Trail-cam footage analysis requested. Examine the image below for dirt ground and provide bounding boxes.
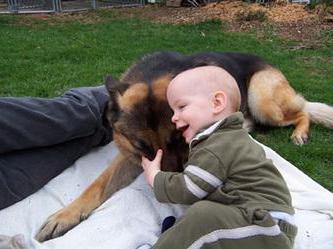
[114,1,333,47]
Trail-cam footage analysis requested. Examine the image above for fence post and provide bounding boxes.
[8,0,18,13]
[91,0,97,9]
[52,0,61,12]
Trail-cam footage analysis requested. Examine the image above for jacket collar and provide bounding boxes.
[189,112,244,148]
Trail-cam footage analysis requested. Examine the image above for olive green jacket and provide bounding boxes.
[154,112,294,214]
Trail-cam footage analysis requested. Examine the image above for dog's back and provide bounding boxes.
[122,51,268,113]
[121,51,189,84]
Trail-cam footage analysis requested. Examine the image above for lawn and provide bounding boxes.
[0,9,332,191]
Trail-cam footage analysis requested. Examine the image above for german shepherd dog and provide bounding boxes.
[36,51,333,242]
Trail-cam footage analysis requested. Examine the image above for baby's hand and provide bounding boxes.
[141,149,163,187]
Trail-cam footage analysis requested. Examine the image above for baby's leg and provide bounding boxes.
[152,201,296,249]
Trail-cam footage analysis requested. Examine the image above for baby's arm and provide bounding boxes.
[142,148,223,205]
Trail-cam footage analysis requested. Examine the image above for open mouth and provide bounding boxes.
[178,125,189,136]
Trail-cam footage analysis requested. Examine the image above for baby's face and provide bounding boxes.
[167,77,216,144]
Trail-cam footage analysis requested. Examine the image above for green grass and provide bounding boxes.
[1,10,332,191]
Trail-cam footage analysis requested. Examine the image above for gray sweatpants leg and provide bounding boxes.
[0,86,111,154]
[0,86,112,209]
[153,201,297,249]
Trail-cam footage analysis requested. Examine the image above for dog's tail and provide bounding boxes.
[304,102,333,128]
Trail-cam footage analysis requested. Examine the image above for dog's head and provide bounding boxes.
[105,75,188,172]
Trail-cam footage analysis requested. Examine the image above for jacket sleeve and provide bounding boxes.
[153,148,225,204]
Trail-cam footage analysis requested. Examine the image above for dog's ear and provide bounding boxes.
[104,75,130,126]
[105,75,130,97]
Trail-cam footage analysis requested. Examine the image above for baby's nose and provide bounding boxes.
[171,113,178,123]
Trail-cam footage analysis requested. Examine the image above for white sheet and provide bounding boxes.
[0,141,332,249]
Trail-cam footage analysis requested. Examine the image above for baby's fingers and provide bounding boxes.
[141,156,149,168]
[154,149,163,162]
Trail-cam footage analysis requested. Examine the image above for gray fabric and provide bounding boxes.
[0,86,112,209]
[0,86,111,154]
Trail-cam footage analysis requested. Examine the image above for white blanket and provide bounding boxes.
[0,141,333,249]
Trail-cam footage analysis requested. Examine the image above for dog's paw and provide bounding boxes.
[35,207,84,242]
[291,131,309,146]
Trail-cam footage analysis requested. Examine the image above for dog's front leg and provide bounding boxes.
[35,153,142,242]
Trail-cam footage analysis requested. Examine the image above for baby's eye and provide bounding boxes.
[179,104,186,110]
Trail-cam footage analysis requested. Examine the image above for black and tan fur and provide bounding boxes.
[36,51,333,242]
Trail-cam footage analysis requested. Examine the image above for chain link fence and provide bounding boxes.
[0,0,144,13]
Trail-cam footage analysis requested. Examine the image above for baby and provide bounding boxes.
[142,66,297,249]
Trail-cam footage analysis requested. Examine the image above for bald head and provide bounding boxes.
[167,66,241,112]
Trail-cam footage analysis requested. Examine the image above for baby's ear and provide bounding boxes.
[212,91,227,114]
